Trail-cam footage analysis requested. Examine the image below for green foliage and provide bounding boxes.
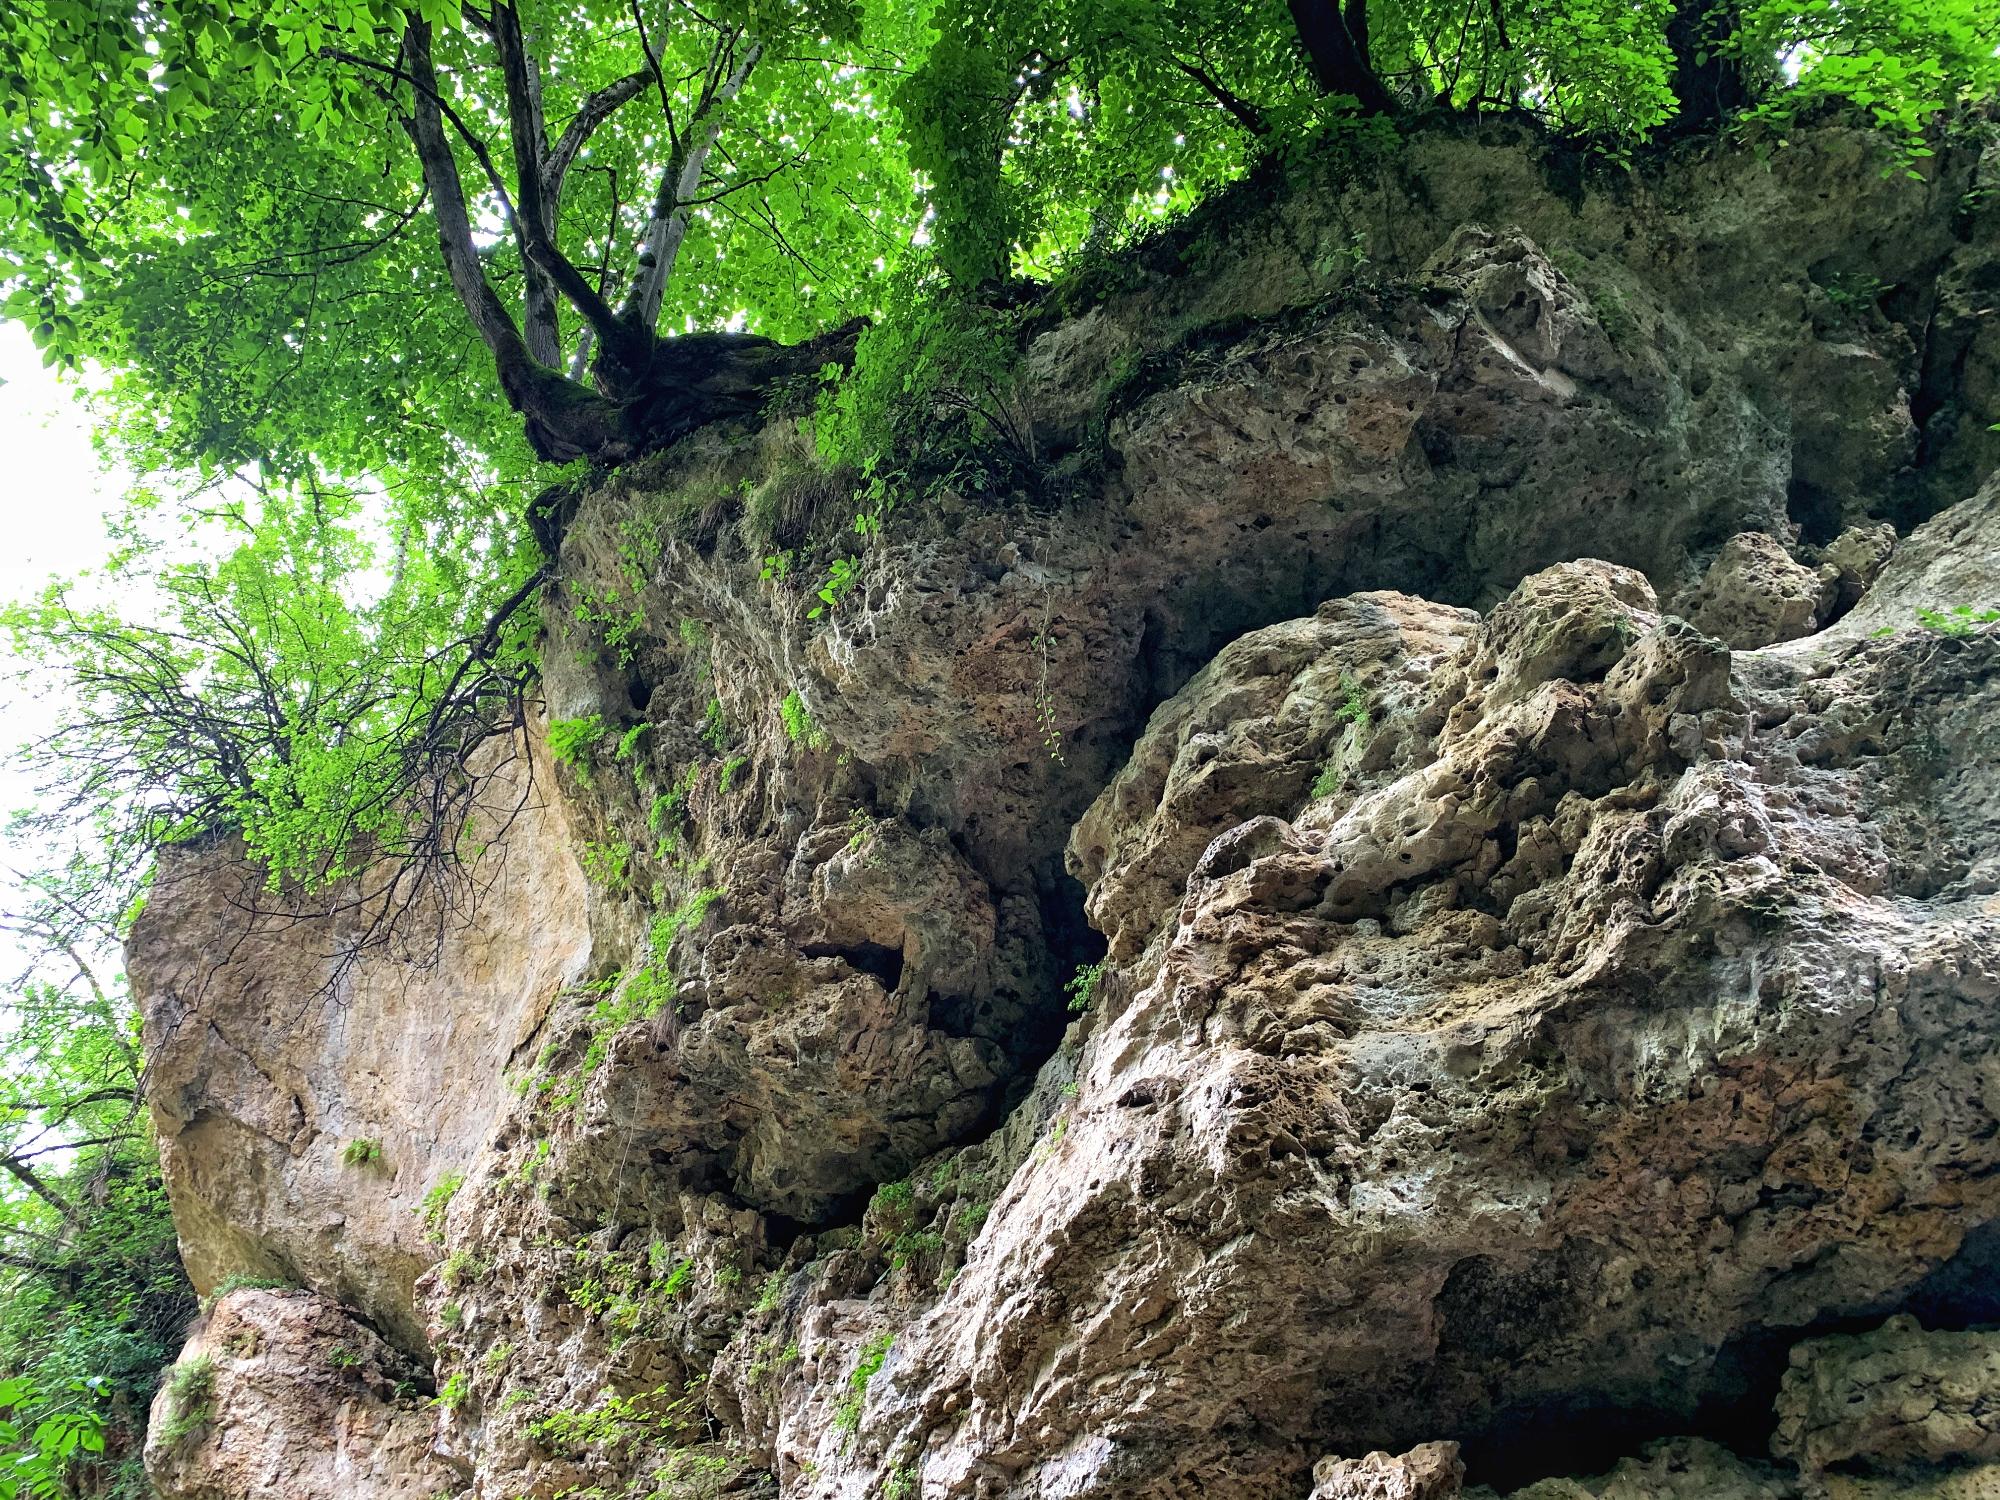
[1065,961,1107,1015]
[580,839,634,892]
[1309,676,1373,799]
[718,755,752,794]
[528,1380,701,1457]
[435,1370,470,1410]
[156,1355,217,1445]
[0,1376,109,1498]
[419,1172,465,1242]
[833,1333,892,1435]
[779,691,831,751]
[817,289,1031,485]
[549,715,611,773]
[440,1251,486,1289]
[341,1138,384,1167]
[701,700,731,752]
[0,951,196,1498]
[871,1181,914,1217]
[1733,0,2000,163]
[1916,604,2000,636]
[3,483,545,949]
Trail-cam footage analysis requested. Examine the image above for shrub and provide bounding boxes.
[420,1172,466,1243]
[549,714,609,772]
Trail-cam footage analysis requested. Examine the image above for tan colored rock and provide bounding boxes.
[145,1288,454,1500]
[134,123,2000,1500]
[1775,1316,2000,1481]
[130,736,591,1351]
[1683,532,1827,647]
[1817,522,1898,617]
[1824,473,2000,642]
[1479,1438,1798,1499]
[1314,1442,1465,1500]
[834,490,2000,1496]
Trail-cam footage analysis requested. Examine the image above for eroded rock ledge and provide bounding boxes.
[129,120,2000,1500]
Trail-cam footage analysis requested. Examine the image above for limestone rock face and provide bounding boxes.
[145,1289,453,1500]
[1682,531,1830,646]
[1775,1317,2000,1483]
[130,745,591,1352]
[836,492,2000,1497]
[131,121,2000,1500]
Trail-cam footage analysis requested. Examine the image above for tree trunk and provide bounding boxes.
[1287,0,1398,115]
[1665,0,1752,132]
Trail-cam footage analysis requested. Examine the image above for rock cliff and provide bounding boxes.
[129,119,2000,1499]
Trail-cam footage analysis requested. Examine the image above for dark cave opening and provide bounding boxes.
[1450,1221,2000,1492]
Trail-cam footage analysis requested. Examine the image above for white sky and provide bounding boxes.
[0,323,128,986]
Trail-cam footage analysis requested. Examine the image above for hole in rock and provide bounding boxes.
[800,941,905,991]
[1786,477,1843,547]
[1450,1219,2000,1492]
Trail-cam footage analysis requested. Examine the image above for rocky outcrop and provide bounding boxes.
[145,1288,454,1500]
[131,119,2000,1500]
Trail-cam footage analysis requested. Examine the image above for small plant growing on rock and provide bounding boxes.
[441,1250,486,1289]
[158,1355,217,1445]
[1917,604,2000,637]
[752,1271,786,1315]
[340,1137,383,1167]
[326,1342,361,1370]
[779,689,829,750]
[549,714,609,773]
[1065,961,1106,1015]
[701,698,730,750]
[1309,675,1373,800]
[420,1171,465,1243]
[435,1371,470,1410]
[833,1333,893,1437]
[580,839,633,891]
[718,754,751,793]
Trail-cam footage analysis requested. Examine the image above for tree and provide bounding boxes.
[899,0,1998,288]
[0,928,193,1499]
[4,0,926,478]
[2,480,548,952]
[0,0,1994,942]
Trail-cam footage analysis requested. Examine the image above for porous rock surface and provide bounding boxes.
[130,121,2000,1500]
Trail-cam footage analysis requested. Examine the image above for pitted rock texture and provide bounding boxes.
[146,1288,453,1500]
[820,492,2000,1497]
[131,120,2000,1500]
[1775,1316,2000,1484]
[1682,531,1831,647]
[1314,1443,1467,1500]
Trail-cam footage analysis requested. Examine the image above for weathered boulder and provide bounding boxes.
[1313,1443,1466,1500]
[1775,1317,2000,1484]
[827,485,2000,1497]
[145,1289,453,1500]
[1682,531,1829,647]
